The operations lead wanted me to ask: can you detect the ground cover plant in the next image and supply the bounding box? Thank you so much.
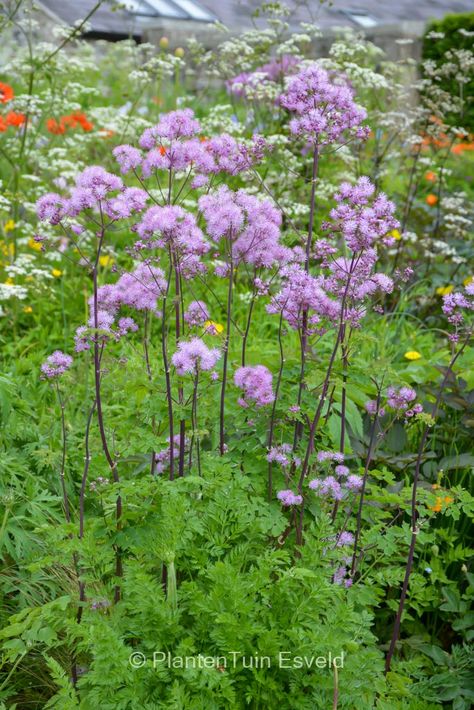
[0,1,473,708]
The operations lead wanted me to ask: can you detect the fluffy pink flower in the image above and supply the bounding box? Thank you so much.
[172,337,221,375]
[234,364,274,407]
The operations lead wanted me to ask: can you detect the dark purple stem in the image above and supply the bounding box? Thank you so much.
[161,261,175,479]
[267,313,285,501]
[350,389,382,575]
[385,334,471,672]
[219,241,234,455]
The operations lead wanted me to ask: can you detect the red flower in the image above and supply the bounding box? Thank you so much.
[46,111,94,135]
[6,111,26,127]
[71,111,93,131]
[0,82,14,103]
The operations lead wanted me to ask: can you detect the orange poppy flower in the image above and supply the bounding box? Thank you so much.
[0,82,14,103]
[159,145,167,156]
[6,111,26,127]
[46,118,65,134]
[46,112,93,135]
[425,171,436,182]
[426,194,438,206]
[0,116,7,132]
[70,111,93,131]
[452,142,474,155]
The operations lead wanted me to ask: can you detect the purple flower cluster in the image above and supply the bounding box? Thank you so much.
[333,560,353,588]
[136,205,209,279]
[335,531,354,547]
[184,300,210,327]
[277,489,303,507]
[234,365,274,407]
[442,283,474,335]
[323,177,398,252]
[267,443,293,467]
[36,167,147,224]
[279,64,369,145]
[365,400,386,417]
[267,264,339,332]
[114,108,267,187]
[41,350,73,379]
[74,263,165,351]
[366,386,423,419]
[154,435,190,474]
[172,337,221,375]
[317,451,345,463]
[309,459,363,501]
[227,55,300,98]
[199,187,291,269]
[309,476,343,500]
[140,108,200,144]
[387,386,417,411]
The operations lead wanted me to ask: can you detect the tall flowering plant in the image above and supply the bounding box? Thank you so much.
[35,60,472,683]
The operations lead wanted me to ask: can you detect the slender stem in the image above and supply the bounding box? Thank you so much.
[305,145,319,271]
[241,290,256,367]
[293,317,307,450]
[219,242,234,455]
[385,333,471,672]
[350,391,382,575]
[74,397,97,645]
[293,145,319,448]
[55,384,71,524]
[161,262,175,479]
[92,228,122,603]
[173,251,186,478]
[79,401,97,541]
[295,256,359,544]
[267,313,285,501]
[298,254,358,492]
[191,370,201,476]
[143,312,158,476]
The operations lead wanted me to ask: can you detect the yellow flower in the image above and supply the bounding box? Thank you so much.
[204,320,224,335]
[404,351,422,361]
[0,240,14,257]
[4,219,15,233]
[444,496,454,505]
[23,305,33,313]
[463,276,473,287]
[390,229,401,240]
[28,238,42,252]
[4,277,14,285]
[99,254,114,267]
[436,285,454,296]
[52,268,62,278]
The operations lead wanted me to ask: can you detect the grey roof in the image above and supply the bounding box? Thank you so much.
[37,0,474,37]
[201,0,474,30]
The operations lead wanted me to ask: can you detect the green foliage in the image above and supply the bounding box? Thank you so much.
[422,13,474,130]
[0,3,473,708]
